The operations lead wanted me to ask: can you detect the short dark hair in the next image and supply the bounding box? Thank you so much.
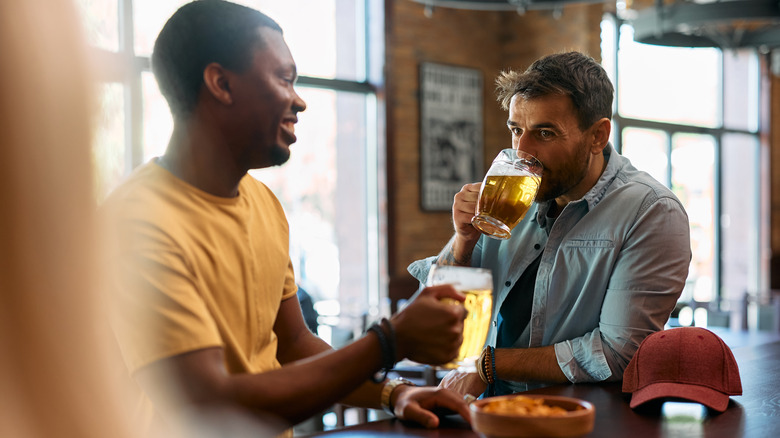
[151,0,282,119]
[495,51,614,130]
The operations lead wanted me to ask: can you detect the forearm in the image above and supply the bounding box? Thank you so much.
[229,332,385,424]
[494,345,568,384]
[339,379,384,410]
[138,288,471,429]
[273,314,381,414]
[276,325,384,408]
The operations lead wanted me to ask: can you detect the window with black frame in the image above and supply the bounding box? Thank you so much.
[77,0,387,348]
[601,13,768,330]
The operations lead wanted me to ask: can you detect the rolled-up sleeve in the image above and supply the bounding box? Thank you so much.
[407,256,438,285]
[555,328,612,382]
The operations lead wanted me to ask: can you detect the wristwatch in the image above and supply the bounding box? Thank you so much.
[380,378,416,415]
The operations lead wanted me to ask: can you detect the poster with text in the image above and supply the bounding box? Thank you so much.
[420,62,483,211]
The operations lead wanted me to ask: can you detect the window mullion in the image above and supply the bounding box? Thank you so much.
[119,0,143,171]
[714,133,723,310]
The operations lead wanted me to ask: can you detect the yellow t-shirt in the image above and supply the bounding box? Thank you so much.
[103,160,298,375]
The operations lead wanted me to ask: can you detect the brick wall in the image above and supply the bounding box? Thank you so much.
[385,0,606,300]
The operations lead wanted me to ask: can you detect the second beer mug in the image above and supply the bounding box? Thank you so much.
[426,264,493,370]
[471,148,543,240]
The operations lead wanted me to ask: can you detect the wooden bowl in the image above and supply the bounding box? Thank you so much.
[470,394,595,438]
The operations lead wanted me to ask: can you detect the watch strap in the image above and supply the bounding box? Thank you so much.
[380,377,415,415]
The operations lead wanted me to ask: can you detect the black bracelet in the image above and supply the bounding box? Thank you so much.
[379,317,397,366]
[487,345,497,396]
[366,320,395,383]
[489,345,497,381]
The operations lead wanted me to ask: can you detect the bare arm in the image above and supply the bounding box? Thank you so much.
[273,295,386,410]
[496,346,567,383]
[274,294,334,364]
[135,285,470,426]
[134,331,386,425]
[439,345,567,396]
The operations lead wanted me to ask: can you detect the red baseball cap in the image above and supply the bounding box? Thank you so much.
[622,327,742,412]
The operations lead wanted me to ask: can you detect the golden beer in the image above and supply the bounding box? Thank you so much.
[427,265,493,370]
[477,174,540,230]
[472,149,543,240]
[452,288,493,366]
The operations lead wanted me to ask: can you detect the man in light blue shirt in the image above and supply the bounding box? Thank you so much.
[408,52,691,397]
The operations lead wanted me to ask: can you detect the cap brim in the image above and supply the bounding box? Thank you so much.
[629,382,730,412]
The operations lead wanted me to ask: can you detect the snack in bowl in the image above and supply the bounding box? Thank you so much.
[481,395,576,416]
[470,394,595,438]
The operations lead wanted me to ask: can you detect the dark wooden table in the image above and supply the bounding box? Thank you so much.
[302,336,780,437]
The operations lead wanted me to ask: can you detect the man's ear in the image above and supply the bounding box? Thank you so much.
[590,118,611,154]
[202,62,233,105]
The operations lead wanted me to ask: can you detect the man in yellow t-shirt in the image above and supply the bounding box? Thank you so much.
[103,1,471,435]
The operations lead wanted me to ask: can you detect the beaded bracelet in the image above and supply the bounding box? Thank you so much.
[487,345,497,397]
[484,346,495,384]
[476,348,489,384]
[366,318,396,383]
[489,345,497,383]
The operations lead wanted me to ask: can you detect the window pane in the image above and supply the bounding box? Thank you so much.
[239,0,364,81]
[133,0,190,56]
[723,49,759,132]
[618,24,720,128]
[92,83,126,201]
[622,128,669,186]
[251,88,372,342]
[600,15,617,106]
[75,0,119,51]
[671,133,716,305]
[142,72,173,162]
[721,134,759,305]
[600,15,617,148]
[134,0,365,80]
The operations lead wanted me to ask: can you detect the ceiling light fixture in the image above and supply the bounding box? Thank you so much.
[410,0,603,16]
[630,0,780,51]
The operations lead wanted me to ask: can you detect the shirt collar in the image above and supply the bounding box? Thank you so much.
[533,142,623,227]
[582,142,621,209]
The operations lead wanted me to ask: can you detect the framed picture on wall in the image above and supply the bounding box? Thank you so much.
[420,62,483,212]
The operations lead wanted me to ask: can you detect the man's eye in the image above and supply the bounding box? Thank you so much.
[539,130,554,138]
[510,128,522,135]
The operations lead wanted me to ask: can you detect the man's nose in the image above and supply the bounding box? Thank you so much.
[293,91,307,113]
[513,134,536,157]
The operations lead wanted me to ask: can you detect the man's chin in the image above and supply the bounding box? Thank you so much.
[270,145,291,167]
[535,189,553,203]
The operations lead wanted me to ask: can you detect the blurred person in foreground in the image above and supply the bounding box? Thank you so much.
[0,1,143,438]
[101,0,470,435]
[408,51,691,397]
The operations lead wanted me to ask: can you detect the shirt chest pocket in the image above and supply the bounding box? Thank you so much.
[559,239,616,266]
[564,239,615,249]
[550,239,617,298]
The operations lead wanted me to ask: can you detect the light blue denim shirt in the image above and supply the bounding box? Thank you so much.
[408,144,691,394]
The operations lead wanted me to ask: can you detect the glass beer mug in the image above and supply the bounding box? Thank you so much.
[471,148,543,240]
[426,264,493,370]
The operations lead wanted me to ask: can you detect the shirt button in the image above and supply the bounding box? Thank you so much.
[492,320,497,327]
[505,281,512,287]
[534,243,541,250]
